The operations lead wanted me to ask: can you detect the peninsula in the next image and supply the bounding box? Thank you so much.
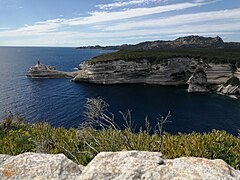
[27,62,79,78]
[27,35,240,98]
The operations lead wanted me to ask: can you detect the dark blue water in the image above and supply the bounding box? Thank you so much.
[0,47,240,135]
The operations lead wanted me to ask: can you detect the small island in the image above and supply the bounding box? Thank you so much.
[27,35,240,99]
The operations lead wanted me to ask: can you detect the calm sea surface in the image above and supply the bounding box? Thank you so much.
[0,47,240,135]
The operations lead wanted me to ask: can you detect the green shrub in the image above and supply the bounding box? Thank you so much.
[0,100,239,169]
[88,48,240,64]
[0,121,239,168]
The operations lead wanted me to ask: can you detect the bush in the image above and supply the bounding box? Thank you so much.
[0,122,239,168]
[0,99,239,169]
[88,48,240,64]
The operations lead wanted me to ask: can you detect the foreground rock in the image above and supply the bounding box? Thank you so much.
[0,151,239,179]
[0,152,84,180]
[27,63,79,78]
[187,68,209,93]
[80,151,240,179]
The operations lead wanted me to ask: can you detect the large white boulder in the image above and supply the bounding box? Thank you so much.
[80,151,240,180]
[0,152,84,180]
[1,151,239,179]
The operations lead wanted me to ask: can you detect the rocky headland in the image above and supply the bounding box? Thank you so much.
[72,57,240,98]
[0,151,239,179]
[72,57,233,85]
[27,36,240,99]
[27,63,79,78]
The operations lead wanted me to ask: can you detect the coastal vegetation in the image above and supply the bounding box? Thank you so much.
[88,47,240,65]
[0,98,240,169]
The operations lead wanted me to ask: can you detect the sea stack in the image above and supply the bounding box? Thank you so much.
[187,68,209,93]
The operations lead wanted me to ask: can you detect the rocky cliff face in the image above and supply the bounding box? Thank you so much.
[216,75,240,99]
[73,58,233,86]
[1,151,239,179]
[187,68,209,93]
[217,84,240,95]
[74,58,197,85]
[26,58,240,97]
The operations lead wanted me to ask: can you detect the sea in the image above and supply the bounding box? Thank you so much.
[0,47,240,135]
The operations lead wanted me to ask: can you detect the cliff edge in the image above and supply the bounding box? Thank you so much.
[27,36,240,98]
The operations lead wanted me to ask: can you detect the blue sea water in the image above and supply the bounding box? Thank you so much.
[0,47,240,135]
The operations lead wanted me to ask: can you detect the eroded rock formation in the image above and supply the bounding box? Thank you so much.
[73,58,233,86]
[187,68,209,93]
[216,75,240,99]
[26,59,240,98]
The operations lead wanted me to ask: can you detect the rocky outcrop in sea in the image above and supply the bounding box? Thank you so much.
[187,68,209,93]
[27,63,79,78]
[0,151,239,179]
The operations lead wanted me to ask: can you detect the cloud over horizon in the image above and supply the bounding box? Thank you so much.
[0,0,239,46]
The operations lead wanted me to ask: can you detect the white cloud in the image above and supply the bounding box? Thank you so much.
[96,0,165,10]
[0,1,205,35]
[1,21,239,44]
[0,18,65,36]
[103,8,240,31]
[63,2,205,25]
[0,27,10,30]
[0,0,239,46]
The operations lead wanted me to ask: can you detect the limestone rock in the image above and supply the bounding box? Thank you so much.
[27,63,79,78]
[0,152,84,180]
[27,58,234,86]
[217,84,239,95]
[73,58,198,85]
[73,58,232,85]
[204,63,232,84]
[216,76,240,99]
[235,68,240,79]
[187,68,209,93]
[80,151,240,180]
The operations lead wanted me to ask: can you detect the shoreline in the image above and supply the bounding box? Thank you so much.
[26,60,240,100]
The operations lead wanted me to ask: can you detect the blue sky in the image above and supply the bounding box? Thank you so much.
[0,0,240,46]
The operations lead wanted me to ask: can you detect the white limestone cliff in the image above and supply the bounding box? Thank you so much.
[73,58,233,86]
[187,68,209,93]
